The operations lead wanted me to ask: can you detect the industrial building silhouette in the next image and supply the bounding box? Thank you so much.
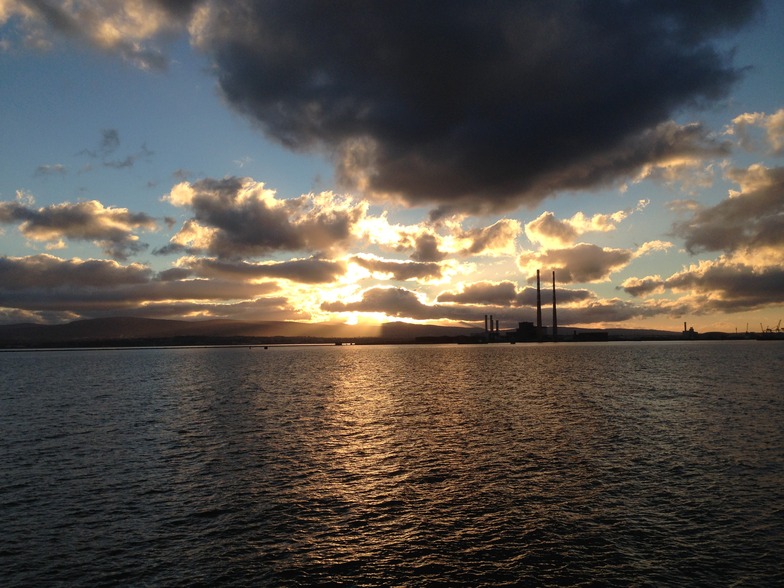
[482,270,608,343]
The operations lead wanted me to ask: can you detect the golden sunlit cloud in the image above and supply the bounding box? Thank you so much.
[726,108,784,154]
[524,206,640,248]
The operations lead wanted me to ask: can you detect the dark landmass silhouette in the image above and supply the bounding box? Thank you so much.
[0,317,482,348]
[0,316,751,349]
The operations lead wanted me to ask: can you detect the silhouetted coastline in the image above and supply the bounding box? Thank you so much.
[0,316,772,350]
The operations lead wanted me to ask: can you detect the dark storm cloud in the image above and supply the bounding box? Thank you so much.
[153,0,201,18]
[181,256,347,284]
[194,0,758,213]
[351,256,443,281]
[672,165,784,254]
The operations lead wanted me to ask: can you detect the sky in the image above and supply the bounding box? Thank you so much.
[1,0,783,332]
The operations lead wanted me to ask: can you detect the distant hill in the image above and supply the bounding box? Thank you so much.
[0,316,484,347]
[0,316,712,348]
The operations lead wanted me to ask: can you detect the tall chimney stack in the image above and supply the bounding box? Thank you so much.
[552,270,558,343]
[536,269,542,342]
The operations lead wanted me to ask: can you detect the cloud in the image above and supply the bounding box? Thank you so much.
[0,253,151,288]
[321,285,506,322]
[160,177,368,258]
[554,298,652,326]
[78,129,153,169]
[437,281,518,306]
[34,163,66,176]
[0,197,160,259]
[518,243,634,284]
[664,259,784,313]
[622,250,784,315]
[357,214,521,261]
[726,108,784,154]
[102,144,154,169]
[410,233,446,263]
[100,128,120,155]
[0,0,196,69]
[322,287,437,321]
[350,255,443,282]
[0,307,78,325]
[525,206,639,248]
[619,275,666,297]
[635,240,673,256]
[455,219,521,256]
[0,253,286,318]
[188,296,308,322]
[632,158,719,195]
[190,2,756,213]
[514,284,595,307]
[322,284,647,326]
[672,164,784,256]
[438,280,594,307]
[179,255,347,284]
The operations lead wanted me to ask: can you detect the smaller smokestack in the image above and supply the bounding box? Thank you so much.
[495,319,499,333]
[485,314,488,333]
[684,322,687,332]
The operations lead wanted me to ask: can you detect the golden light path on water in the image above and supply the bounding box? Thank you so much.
[1,342,782,585]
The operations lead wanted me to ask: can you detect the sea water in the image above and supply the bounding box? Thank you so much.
[1,341,782,586]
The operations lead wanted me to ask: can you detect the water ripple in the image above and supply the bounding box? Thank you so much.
[1,342,782,586]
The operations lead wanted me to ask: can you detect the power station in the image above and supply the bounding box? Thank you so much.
[483,269,559,343]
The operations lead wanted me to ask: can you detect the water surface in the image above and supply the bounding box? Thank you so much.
[2,342,782,586]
